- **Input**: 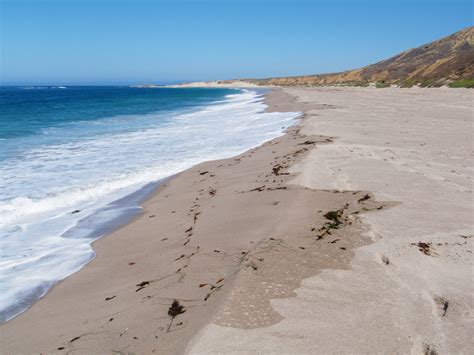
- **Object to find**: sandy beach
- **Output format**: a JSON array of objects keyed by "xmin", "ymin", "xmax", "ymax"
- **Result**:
[
  {"xmin": 1, "ymin": 87, "xmax": 472, "ymax": 354},
  {"xmin": 188, "ymin": 87, "xmax": 474, "ymax": 354}
]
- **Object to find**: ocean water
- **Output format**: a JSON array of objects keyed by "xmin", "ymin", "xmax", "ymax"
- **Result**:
[{"xmin": 0, "ymin": 86, "xmax": 300, "ymax": 322}]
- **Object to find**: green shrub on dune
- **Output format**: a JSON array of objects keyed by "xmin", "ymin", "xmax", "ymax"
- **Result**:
[
  {"xmin": 448, "ymin": 79, "xmax": 474, "ymax": 88},
  {"xmin": 400, "ymin": 78, "xmax": 417, "ymax": 88},
  {"xmin": 375, "ymin": 81, "xmax": 390, "ymax": 88}
]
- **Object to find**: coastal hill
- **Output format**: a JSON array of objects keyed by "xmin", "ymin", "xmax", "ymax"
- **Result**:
[{"xmin": 233, "ymin": 26, "xmax": 474, "ymax": 87}]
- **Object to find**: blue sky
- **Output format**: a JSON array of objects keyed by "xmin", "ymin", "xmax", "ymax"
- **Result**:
[{"xmin": 1, "ymin": 0, "xmax": 472, "ymax": 85}]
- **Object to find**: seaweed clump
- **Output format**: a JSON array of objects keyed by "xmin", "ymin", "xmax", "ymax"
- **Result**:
[
  {"xmin": 323, "ymin": 209, "xmax": 343, "ymax": 228},
  {"xmin": 167, "ymin": 300, "xmax": 186, "ymax": 332},
  {"xmin": 315, "ymin": 209, "xmax": 345, "ymax": 240}
]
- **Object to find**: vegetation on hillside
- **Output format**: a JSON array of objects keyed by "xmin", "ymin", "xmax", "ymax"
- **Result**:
[{"xmin": 240, "ymin": 27, "xmax": 474, "ymax": 88}]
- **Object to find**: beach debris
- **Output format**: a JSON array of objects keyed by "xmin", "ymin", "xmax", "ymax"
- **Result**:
[
  {"xmin": 250, "ymin": 185, "xmax": 266, "ymax": 192},
  {"xmin": 168, "ymin": 300, "xmax": 185, "ymax": 316},
  {"xmin": 105, "ymin": 295, "xmax": 116, "ymax": 301},
  {"xmin": 185, "ymin": 226, "xmax": 193, "ymax": 233},
  {"xmin": 412, "ymin": 242, "xmax": 434, "ymax": 256},
  {"xmin": 208, "ymin": 188, "xmax": 216, "ymax": 196},
  {"xmin": 149, "ymin": 214, "xmax": 156, "ymax": 218},
  {"xmin": 272, "ymin": 164, "xmax": 284, "ymax": 175},
  {"xmin": 340, "ymin": 247, "xmax": 347, "ymax": 250},
  {"xmin": 128, "ymin": 262, "xmax": 135, "ymax": 265},
  {"xmin": 323, "ymin": 209, "xmax": 344, "ymax": 228},
  {"xmin": 266, "ymin": 186, "xmax": 287, "ymax": 191},
  {"xmin": 358, "ymin": 194, "xmax": 371, "ymax": 203},
  {"xmin": 70, "ymin": 336, "xmax": 81, "ymax": 343},
  {"xmin": 135, "ymin": 281, "xmax": 150, "ymax": 292},
  {"xmin": 293, "ymin": 148, "xmax": 307, "ymax": 155},
  {"xmin": 203, "ymin": 278, "xmax": 226, "ymax": 301},
  {"xmin": 423, "ymin": 343, "xmax": 438, "ymax": 355},
  {"xmin": 199, "ymin": 171, "xmax": 209, "ymax": 175},
  {"xmin": 329, "ymin": 239, "xmax": 340, "ymax": 244},
  {"xmin": 299, "ymin": 140, "xmax": 316, "ymax": 145},
  {"xmin": 434, "ymin": 296, "xmax": 449, "ymax": 317},
  {"xmin": 167, "ymin": 300, "xmax": 186, "ymax": 332},
  {"xmin": 381, "ymin": 256, "xmax": 390, "ymax": 265},
  {"xmin": 71, "ymin": 209, "xmax": 81, "ymax": 214},
  {"xmin": 175, "ymin": 254, "xmax": 185, "ymax": 261},
  {"xmin": 58, "ymin": 347, "xmax": 65, "ymax": 350}
]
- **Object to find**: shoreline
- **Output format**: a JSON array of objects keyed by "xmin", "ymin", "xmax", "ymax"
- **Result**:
[
  {"xmin": 0, "ymin": 86, "xmax": 288, "ymax": 324},
  {"xmin": 0, "ymin": 88, "xmax": 381, "ymax": 353}
]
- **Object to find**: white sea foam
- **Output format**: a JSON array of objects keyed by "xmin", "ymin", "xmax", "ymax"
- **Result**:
[{"xmin": 0, "ymin": 89, "xmax": 300, "ymax": 322}]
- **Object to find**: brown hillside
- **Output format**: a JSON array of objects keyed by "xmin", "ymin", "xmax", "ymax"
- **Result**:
[{"xmin": 240, "ymin": 27, "xmax": 474, "ymax": 87}]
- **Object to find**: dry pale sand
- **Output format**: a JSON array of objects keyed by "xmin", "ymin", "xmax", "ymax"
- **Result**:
[
  {"xmin": 0, "ymin": 89, "xmax": 381, "ymax": 354},
  {"xmin": 187, "ymin": 87, "xmax": 474, "ymax": 354}
]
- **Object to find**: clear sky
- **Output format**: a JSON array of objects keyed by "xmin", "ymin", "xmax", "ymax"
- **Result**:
[{"xmin": 1, "ymin": 0, "xmax": 472, "ymax": 85}]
